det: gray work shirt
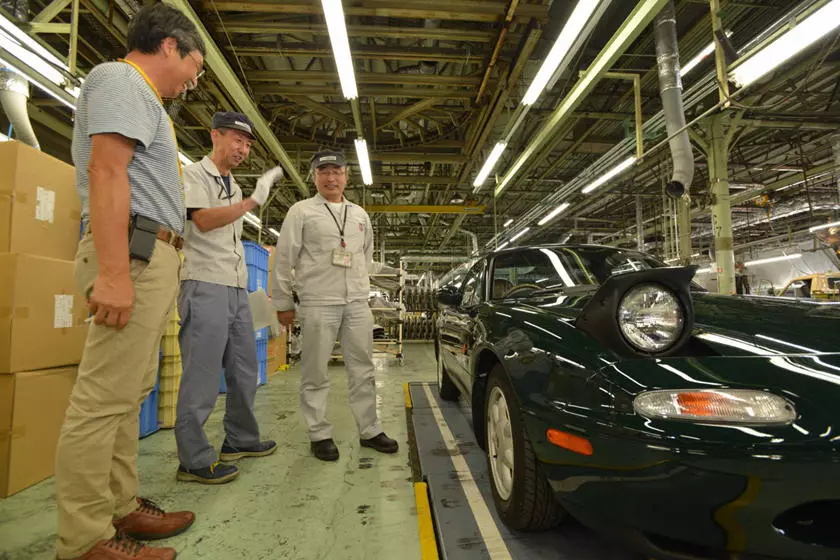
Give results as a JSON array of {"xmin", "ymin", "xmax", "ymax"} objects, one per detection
[
  {"xmin": 272, "ymin": 193, "xmax": 373, "ymax": 310},
  {"xmin": 72, "ymin": 61, "xmax": 184, "ymax": 232},
  {"xmin": 181, "ymin": 157, "xmax": 248, "ymax": 288}
]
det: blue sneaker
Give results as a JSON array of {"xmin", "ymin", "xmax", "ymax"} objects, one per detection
[
  {"xmin": 177, "ymin": 461, "xmax": 239, "ymax": 484},
  {"xmin": 219, "ymin": 439, "xmax": 278, "ymax": 461}
]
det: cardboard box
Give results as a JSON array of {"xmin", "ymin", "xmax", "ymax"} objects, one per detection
[
  {"xmin": 0, "ymin": 140, "xmax": 81, "ymax": 262},
  {"xmin": 0, "ymin": 254, "xmax": 88, "ymax": 373},
  {"xmin": 0, "ymin": 366, "xmax": 77, "ymax": 497}
]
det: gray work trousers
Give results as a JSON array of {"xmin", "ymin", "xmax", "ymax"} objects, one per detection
[
  {"xmin": 298, "ymin": 301, "xmax": 382, "ymax": 442},
  {"xmin": 175, "ymin": 280, "xmax": 261, "ymax": 469}
]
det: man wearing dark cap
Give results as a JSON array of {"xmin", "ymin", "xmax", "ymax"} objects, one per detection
[
  {"xmin": 174, "ymin": 111, "xmax": 284, "ymax": 483},
  {"xmin": 272, "ymin": 150, "xmax": 398, "ymax": 461}
]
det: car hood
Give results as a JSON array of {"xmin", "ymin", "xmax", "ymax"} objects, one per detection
[{"xmin": 518, "ymin": 290, "xmax": 840, "ymax": 357}]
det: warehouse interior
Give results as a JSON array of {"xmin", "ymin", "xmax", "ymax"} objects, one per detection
[{"xmin": 1, "ymin": 0, "xmax": 840, "ymax": 559}]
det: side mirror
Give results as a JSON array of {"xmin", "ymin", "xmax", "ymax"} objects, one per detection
[{"xmin": 437, "ymin": 286, "xmax": 462, "ymax": 306}]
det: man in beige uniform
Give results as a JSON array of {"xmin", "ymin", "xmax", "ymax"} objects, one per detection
[{"xmin": 273, "ymin": 150, "xmax": 398, "ymax": 462}]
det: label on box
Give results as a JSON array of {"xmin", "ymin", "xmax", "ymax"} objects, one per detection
[
  {"xmin": 54, "ymin": 295, "xmax": 74, "ymax": 328},
  {"xmin": 36, "ymin": 186, "xmax": 56, "ymax": 223}
]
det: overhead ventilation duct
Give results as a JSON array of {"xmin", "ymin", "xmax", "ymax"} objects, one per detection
[
  {"xmin": 460, "ymin": 229, "xmax": 478, "ymax": 255},
  {"xmin": 655, "ymin": 1, "xmax": 693, "ymax": 199},
  {"xmin": 0, "ymin": 0, "xmax": 40, "ymax": 149}
]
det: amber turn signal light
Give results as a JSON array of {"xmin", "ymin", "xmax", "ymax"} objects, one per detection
[{"xmin": 546, "ymin": 429, "xmax": 593, "ymax": 456}]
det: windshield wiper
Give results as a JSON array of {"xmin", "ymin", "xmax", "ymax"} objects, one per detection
[{"xmin": 529, "ymin": 284, "xmax": 599, "ymax": 296}]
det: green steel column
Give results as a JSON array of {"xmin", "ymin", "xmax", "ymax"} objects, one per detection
[{"xmin": 708, "ymin": 114, "xmax": 735, "ymax": 294}]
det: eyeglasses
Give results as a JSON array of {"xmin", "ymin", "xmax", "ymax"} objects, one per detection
[
  {"xmin": 316, "ymin": 169, "xmax": 345, "ymax": 177},
  {"xmin": 184, "ymin": 51, "xmax": 205, "ymax": 92}
]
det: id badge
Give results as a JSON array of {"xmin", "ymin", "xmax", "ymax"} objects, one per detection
[{"xmin": 332, "ymin": 248, "xmax": 353, "ymax": 268}]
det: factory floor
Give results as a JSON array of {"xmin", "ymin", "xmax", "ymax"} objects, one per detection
[{"xmin": 0, "ymin": 344, "xmax": 436, "ymax": 560}]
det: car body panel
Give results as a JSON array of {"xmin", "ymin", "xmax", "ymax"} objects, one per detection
[{"xmin": 435, "ymin": 244, "xmax": 840, "ymax": 559}]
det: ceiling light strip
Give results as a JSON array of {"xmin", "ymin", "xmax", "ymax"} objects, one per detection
[{"xmin": 321, "ymin": 0, "xmax": 358, "ymax": 99}]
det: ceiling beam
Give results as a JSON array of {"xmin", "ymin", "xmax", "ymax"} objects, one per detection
[
  {"xmin": 201, "ymin": 1, "xmax": 549, "ymax": 23},
  {"xmin": 380, "ymin": 98, "xmax": 442, "ymax": 130},
  {"xmin": 248, "ymin": 70, "xmax": 483, "ymax": 87},
  {"xmin": 364, "ymin": 205, "xmax": 485, "ymax": 214},
  {"xmin": 284, "ymin": 95, "xmax": 354, "ymax": 126},
  {"xmin": 220, "ymin": 22, "xmax": 497, "ymax": 42},
  {"xmin": 227, "ymin": 44, "xmax": 490, "ymax": 63},
  {"xmin": 163, "ymin": 0, "xmax": 308, "ymax": 197},
  {"xmin": 255, "ymin": 85, "xmax": 474, "ymax": 98},
  {"xmin": 372, "ymin": 175, "xmax": 459, "ymax": 185},
  {"xmin": 32, "ymin": 0, "xmax": 73, "ymax": 22}
]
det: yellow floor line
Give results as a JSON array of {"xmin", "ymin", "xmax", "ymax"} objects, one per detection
[
  {"xmin": 414, "ymin": 482, "xmax": 439, "ymax": 560},
  {"xmin": 404, "ymin": 382, "xmax": 413, "ymax": 409}
]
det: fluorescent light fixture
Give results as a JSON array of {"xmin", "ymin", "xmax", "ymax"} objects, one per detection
[
  {"xmin": 810, "ymin": 220, "xmax": 840, "ymax": 233},
  {"xmin": 473, "ymin": 141, "xmax": 507, "ymax": 189},
  {"xmin": 497, "ymin": 241, "xmax": 510, "ymax": 250},
  {"xmin": 0, "ymin": 131, "xmax": 7, "ymax": 141},
  {"xmin": 354, "ymin": 138, "xmax": 373, "ymax": 185},
  {"xmin": 0, "ymin": 13, "xmax": 80, "ymax": 106},
  {"xmin": 321, "ymin": 0, "xmax": 358, "ymax": 99},
  {"xmin": 581, "ymin": 156, "xmax": 636, "ymax": 194},
  {"xmin": 731, "ymin": 0, "xmax": 840, "ymax": 87},
  {"xmin": 244, "ymin": 211, "xmax": 262, "ymax": 229},
  {"xmin": 510, "ymin": 227, "xmax": 531, "ymax": 243},
  {"xmin": 538, "ymin": 202, "xmax": 571, "ymax": 226},
  {"xmin": 503, "ymin": 218, "xmax": 514, "ymax": 227},
  {"xmin": 269, "ymin": 227, "xmax": 280, "ymax": 237},
  {"xmin": 744, "ymin": 253, "xmax": 801, "ymax": 267},
  {"xmin": 522, "ymin": 0, "xmax": 600, "ymax": 105},
  {"xmin": 178, "ymin": 152, "xmax": 193, "ymax": 167},
  {"xmin": 680, "ymin": 30, "xmax": 732, "ymax": 77}
]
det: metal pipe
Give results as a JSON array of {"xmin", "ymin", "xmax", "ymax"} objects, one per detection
[
  {"xmin": 654, "ymin": 1, "xmax": 694, "ymax": 262},
  {"xmin": 460, "ymin": 229, "xmax": 478, "ymax": 255},
  {"xmin": 0, "ymin": 70, "xmax": 39, "ymax": 148}
]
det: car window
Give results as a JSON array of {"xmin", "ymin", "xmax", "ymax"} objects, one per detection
[
  {"xmin": 491, "ymin": 249, "xmax": 595, "ymax": 299},
  {"xmin": 461, "ymin": 260, "xmax": 486, "ymax": 307}
]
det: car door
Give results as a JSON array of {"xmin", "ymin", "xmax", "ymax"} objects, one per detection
[
  {"xmin": 437, "ymin": 265, "xmax": 470, "ymax": 383},
  {"xmin": 445, "ymin": 259, "xmax": 487, "ymax": 388}
]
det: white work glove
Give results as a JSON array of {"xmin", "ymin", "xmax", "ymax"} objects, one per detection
[{"xmin": 251, "ymin": 166, "xmax": 284, "ymax": 206}]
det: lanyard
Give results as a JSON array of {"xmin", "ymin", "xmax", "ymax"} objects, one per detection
[{"xmin": 325, "ymin": 204, "xmax": 348, "ymax": 248}]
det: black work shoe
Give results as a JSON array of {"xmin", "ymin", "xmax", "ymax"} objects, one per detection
[
  {"xmin": 176, "ymin": 462, "xmax": 239, "ymax": 484},
  {"xmin": 311, "ymin": 438, "xmax": 339, "ymax": 462},
  {"xmin": 360, "ymin": 433, "xmax": 399, "ymax": 454},
  {"xmin": 219, "ymin": 439, "xmax": 278, "ymax": 461}
]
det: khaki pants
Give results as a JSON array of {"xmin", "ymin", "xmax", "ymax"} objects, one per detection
[{"xmin": 55, "ymin": 234, "xmax": 180, "ymax": 558}]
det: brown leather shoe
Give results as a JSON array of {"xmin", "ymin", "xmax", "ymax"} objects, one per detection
[
  {"xmin": 63, "ymin": 530, "xmax": 176, "ymax": 559},
  {"xmin": 114, "ymin": 498, "xmax": 194, "ymax": 541}
]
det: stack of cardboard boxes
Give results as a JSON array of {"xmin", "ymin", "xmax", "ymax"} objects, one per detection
[{"xmin": 0, "ymin": 141, "xmax": 88, "ymax": 498}]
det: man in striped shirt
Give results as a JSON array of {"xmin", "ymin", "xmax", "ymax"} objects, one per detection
[{"xmin": 55, "ymin": 4, "xmax": 205, "ymax": 559}]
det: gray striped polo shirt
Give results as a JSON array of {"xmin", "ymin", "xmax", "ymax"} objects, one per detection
[{"xmin": 72, "ymin": 61, "xmax": 184, "ymax": 233}]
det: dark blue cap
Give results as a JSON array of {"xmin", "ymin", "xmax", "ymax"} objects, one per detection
[
  {"xmin": 212, "ymin": 111, "xmax": 255, "ymax": 138},
  {"xmin": 310, "ymin": 149, "xmax": 346, "ymax": 170}
]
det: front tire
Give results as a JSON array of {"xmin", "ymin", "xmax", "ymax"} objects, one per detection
[
  {"xmin": 485, "ymin": 364, "xmax": 564, "ymax": 531},
  {"xmin": 436, "ymin": 341, "xmax": 460, "ymax": 401}
]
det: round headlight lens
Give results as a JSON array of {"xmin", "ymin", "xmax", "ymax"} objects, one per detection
[{"xmin": 618, "ymin": 283, "xmax": 684, "ymax": 352}]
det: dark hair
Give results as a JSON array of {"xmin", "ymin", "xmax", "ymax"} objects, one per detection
[{"xmin": 126, "ymin": 2, "xmax": 206, "ymax": 58}]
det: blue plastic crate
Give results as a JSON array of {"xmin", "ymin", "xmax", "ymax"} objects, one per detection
[
  {"xmin": 219, "ymin": 369, "xmax": 227, "ymax": 393},
  {"xmin": 243, "ymin": 241, "xmax": 269, "ymax": 293},
  {"xmin": 246, "ymin": 264, "xmax": 268, "ymax": 293},
  {"xmin": 139, "ymin": 385, "xmax": 160, "ymax": 438},
  {"xmin": 255, "ymin": 327, "xmax": 268, "ymax": 341},
  {"xmin": 256, "ymin": 340, "xmax": 268, "ymax": 364},
  {"xmin": 258, "ymin": 360, "xmax": 267, "ymax": 386},
  {"xmin": 242, "ymin": 240, "xmax": 269, "ymax": 269}
]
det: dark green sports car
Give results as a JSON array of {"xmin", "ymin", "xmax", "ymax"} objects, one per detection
[{"xmin": 434, "ymin": 244, "xmax": 840, "ymax": 560}]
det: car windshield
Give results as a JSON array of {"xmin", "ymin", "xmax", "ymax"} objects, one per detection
[{"xmin": 490, "ymin": 246, "xmax": 672, "ymax": 300}]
